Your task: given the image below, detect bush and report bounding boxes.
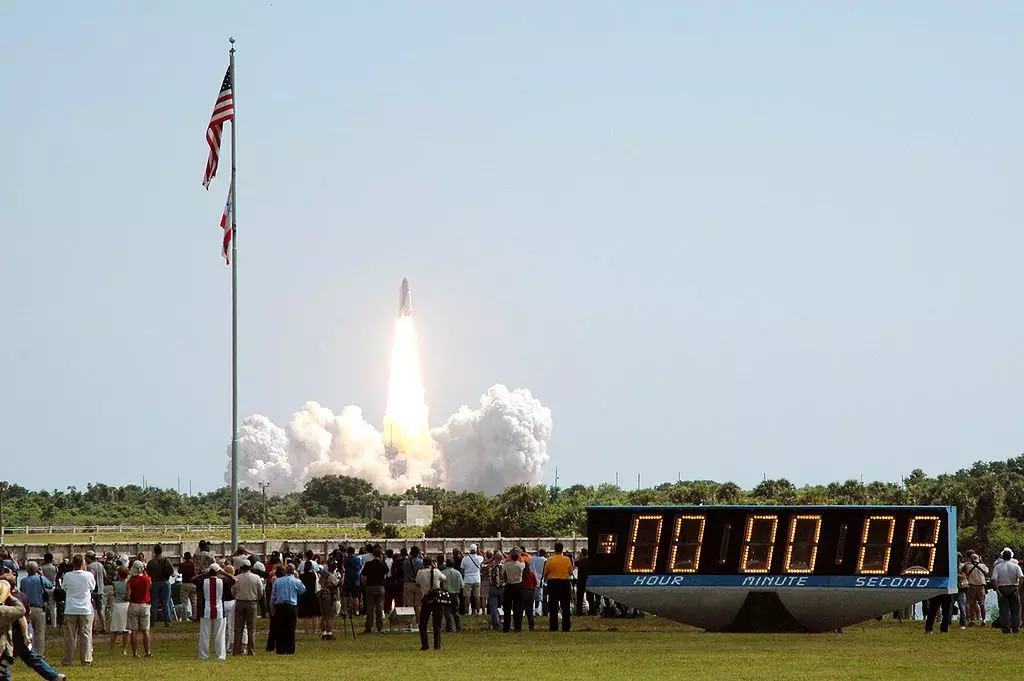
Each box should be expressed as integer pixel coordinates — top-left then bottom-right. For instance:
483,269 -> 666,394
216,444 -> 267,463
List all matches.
383,524 -> 400,539
366,518 -> 384,535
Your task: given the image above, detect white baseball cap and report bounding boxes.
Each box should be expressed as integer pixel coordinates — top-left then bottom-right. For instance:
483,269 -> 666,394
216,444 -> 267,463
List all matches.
469,544 -> 478,553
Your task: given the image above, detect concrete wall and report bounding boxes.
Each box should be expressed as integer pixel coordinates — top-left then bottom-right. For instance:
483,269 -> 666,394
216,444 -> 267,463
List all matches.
1,535 -> 584,564
380,505 -> 434,526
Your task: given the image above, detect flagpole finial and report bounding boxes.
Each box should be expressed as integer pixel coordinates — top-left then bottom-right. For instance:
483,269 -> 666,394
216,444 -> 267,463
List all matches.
229,36 -> 236,53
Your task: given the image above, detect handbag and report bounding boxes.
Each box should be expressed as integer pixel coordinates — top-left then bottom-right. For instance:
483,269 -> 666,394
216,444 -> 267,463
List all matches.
425,570 -> 453,606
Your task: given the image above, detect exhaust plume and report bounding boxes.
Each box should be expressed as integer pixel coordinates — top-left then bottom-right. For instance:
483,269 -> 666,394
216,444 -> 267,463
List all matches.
230,384 -> 552,495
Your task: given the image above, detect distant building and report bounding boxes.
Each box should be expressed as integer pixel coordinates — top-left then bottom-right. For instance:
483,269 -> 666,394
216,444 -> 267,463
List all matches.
381,504 -> 434,527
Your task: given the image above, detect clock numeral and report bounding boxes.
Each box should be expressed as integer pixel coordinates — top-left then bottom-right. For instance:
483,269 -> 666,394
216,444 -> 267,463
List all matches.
625,514 -> 663,573
784,515 -> 822,574
668,515 -> 706,573
856,515 -> 895,575
740,515 -> 779,574
903,516 -> 941,574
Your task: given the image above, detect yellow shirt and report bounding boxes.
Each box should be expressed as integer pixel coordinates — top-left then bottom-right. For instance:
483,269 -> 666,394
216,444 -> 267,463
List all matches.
544,554 -> 573,581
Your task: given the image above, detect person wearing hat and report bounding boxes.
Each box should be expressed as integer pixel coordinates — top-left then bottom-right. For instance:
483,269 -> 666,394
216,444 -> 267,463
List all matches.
460,545 -> 484,616
962,551 -> 989,626
194,563 -> 233,661
84,551 -> 106,634
126,560 -> 152,657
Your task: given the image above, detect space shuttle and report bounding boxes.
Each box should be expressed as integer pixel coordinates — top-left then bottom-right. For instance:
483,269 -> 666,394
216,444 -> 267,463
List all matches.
399,277 -> 413,317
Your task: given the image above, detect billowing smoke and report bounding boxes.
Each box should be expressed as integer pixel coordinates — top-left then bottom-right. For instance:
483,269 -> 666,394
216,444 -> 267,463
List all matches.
431,385 -> 552,495
230,384 -> 551,495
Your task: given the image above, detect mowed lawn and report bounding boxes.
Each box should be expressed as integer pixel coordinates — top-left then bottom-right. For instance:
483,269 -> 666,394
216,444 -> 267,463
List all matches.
37,616 -> 1010,681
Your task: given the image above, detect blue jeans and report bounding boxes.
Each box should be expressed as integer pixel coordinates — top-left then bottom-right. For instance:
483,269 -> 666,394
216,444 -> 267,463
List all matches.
150,581 -> 173,624
17,645 -> 60,681
488,586 -> 502,629
956,591 -> 967,626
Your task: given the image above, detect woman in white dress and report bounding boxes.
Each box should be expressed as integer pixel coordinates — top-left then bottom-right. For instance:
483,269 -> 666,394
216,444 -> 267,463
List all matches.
108,565 -> 130,654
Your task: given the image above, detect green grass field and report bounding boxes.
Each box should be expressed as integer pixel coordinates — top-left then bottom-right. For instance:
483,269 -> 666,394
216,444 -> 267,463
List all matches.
34,616 -> 1006,680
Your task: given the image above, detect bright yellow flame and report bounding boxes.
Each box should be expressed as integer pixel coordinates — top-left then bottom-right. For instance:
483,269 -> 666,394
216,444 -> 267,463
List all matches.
384,316 -> 430,452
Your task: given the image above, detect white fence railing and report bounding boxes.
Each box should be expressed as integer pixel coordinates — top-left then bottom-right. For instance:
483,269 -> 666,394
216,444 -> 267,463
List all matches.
0,522 -> 369,535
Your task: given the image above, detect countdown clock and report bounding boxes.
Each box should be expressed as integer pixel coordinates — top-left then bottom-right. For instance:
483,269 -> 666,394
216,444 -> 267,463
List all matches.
586,505 -> 956,632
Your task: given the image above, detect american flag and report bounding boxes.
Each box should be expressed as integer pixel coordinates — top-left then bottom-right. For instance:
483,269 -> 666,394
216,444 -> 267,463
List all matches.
220,181 -> 233,264
203,67 -> 234,189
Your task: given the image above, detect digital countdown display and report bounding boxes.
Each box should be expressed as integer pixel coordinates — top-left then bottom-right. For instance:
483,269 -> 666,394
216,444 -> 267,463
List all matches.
585,506 -> 956,632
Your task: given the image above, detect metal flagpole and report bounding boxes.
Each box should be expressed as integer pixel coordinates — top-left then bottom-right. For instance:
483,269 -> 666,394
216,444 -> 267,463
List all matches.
229,37 -> 239,550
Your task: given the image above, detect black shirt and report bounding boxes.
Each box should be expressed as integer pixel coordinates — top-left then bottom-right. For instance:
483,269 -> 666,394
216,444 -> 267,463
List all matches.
361,559 -> 388,587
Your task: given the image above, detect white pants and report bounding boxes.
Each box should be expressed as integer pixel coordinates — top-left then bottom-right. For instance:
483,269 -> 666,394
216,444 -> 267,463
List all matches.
198,618 -> 226,661
223,601 -> 235,651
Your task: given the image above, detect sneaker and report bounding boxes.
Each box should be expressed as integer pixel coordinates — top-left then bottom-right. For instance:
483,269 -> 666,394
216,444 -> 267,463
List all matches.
961,625 -> 967,630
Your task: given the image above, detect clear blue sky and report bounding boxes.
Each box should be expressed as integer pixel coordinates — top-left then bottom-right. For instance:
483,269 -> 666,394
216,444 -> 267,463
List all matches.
3,1 -> 1022,493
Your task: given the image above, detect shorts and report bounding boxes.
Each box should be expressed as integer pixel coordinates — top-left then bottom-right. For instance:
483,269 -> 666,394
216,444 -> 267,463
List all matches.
343,584 -> 361,598
403,583 -> 422,605
127,603 -> 151,631
318,590 -> 336,614
462,583 -> 481,601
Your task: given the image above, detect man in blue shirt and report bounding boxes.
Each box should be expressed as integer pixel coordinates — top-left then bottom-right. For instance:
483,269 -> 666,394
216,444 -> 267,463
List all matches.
343,547 -> 363,616
270,565 -> 304,655
19,563 -> 53,656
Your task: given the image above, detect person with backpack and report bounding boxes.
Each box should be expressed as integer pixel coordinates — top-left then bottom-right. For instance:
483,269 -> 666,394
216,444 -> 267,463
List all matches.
145,545 -> 174,627
519,554 -> 538,631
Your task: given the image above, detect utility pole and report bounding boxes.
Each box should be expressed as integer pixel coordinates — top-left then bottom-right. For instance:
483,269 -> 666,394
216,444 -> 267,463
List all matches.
257,481 -> 271,540
0,481 -> 7,545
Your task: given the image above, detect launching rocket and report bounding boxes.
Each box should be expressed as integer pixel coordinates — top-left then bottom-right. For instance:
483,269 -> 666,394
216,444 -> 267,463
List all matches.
399,277 -> 412,317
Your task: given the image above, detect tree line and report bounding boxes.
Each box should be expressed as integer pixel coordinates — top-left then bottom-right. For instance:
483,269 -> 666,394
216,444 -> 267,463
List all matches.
5,455 -> 1024,560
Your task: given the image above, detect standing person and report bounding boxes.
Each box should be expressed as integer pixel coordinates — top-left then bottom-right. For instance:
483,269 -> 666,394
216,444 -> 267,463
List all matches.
923,593 -> 953,634
543,543 -> 573,632
18,562 -> 52,656
316,560 -> 340,641
84,552 -> 106,634
415,557 -> 446,651
531,549 -> 548,617
297,560 -> 320,636
59,554 -> 95,666
460,545 -> 484,616
231,563 -> 263,656
264,565 -> 284,653
146,545 -> 174,627
178,552 -> 197,621
962,551 -> 989,626
485,552 -> 506,630
195,563 -> 232,661
107,566 -> 130,655
39,555 -> 57,629
221,565 -> 237,652
126,561 -> 152,658
502,550 -> 526,633
441,559 -> 463,633
342,547 -> 362,616
575,548 -> 591,616
993,547 -> 1023,634
519,555 -> 537,631
270,564 -> 305,655
403,547 -> 424,622
383,549 -> 397,613
360,549 -> 387,635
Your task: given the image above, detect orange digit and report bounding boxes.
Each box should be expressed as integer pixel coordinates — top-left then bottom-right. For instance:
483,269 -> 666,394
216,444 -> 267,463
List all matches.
668,515 -> 705,573
856,515 -> 895,575
624,514 -> 663,573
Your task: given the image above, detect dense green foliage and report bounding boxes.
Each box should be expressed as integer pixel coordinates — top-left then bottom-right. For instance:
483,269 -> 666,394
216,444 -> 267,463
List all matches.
6,455 -> 1024,559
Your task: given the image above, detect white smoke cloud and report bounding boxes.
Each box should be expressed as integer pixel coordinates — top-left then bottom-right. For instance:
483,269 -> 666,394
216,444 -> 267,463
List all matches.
431,385 -> 552,495
229,384 -> 551,495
